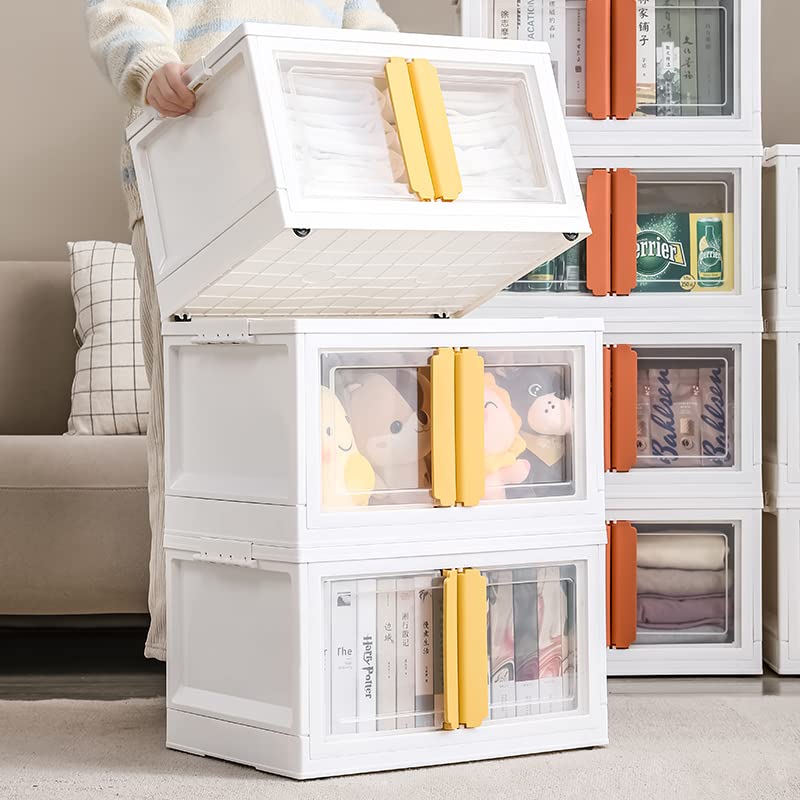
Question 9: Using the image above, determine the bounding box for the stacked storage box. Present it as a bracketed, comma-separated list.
[127, 25, 611, 777]
[463, 0, 764, 674]
[762, 146, 800, 674]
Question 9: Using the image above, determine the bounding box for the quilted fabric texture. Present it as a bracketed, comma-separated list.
[67, 241, 149, 435]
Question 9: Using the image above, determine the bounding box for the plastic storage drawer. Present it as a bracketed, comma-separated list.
[762, 509, 800, 675]
[162, 317, 605, 550]
[126, 24, 589, 322]
[604, 505, 761, 675]
[164, 530, 608, 778]
[480, 151, 761, 322]
[458, 0, 761, 147]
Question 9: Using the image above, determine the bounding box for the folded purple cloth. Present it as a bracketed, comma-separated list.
[637, 593, 729, 628]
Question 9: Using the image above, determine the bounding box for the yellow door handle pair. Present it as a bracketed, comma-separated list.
[443, 568, 489, 730]
[385, 57, 462, 202]
[430, 347, 485, 508]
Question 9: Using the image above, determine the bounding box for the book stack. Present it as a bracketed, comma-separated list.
[462, 0, 765, 675]
[762, 147, 800, 675]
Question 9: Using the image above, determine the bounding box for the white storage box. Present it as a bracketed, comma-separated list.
[458, 0, 761, 147]
[604, 505, 761, 675]
[163, 317, 605, 550]
[762, 508, 800, 674]
[164, 529, 608, 778]
[762, 326, 800, 502]
[126, 24, 590, 321]
[763, 146, 800, 325]
[478, 151, 762, 322]
[602, 322, 762, 503]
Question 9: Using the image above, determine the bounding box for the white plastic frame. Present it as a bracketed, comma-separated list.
[604, 504, 762, 676]
[164, 531, 608, 779]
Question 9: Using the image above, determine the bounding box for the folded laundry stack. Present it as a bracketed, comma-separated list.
[636, 534, 733, 635]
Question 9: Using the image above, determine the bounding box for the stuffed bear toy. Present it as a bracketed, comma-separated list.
[491, 365, 573, 495]
[483, 372, 531, 500]
[320, 386, 376, 508]
[343, 368, 432, 504]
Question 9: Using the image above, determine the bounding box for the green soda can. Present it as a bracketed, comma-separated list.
[696, 217, 724, 288]
[524, 258, 556, 292]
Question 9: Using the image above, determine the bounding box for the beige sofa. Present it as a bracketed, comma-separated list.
[0, 262, 150, 619]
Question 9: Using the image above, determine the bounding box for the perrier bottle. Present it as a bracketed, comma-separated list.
[697, 217, 724, 288]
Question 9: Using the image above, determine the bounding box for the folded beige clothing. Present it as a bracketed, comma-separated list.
[637, 566, 733, 596]
[636, 533, 728, 571]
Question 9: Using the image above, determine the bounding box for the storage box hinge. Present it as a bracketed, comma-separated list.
[193, 539, 256, 567]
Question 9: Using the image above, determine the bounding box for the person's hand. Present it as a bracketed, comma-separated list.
[145, 63, 196, 117]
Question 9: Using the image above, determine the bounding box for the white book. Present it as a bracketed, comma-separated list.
[636, 0, 657, 114]
[488, 570, 517, 720]
[356, 579, 377, 733]
[414, 577, 435, 728]
[395, 577, 416, 730]
[376, 578, 397, 732]
[493, 0, 518, 39]
[432, 582, 444, 728]
[545, 0, 567, 108]
[565, 1, 585, 113]
[513, 568, 540, 717]
[519, 0, 542, 41]
[679, 0, 699, 115]
[696, 0, 722, 116]
[330, 581, 358, 734]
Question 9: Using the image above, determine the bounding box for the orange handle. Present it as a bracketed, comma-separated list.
[610, 344, 638, 472]
[586, 170, 612, 297]
[610, 0, 636, 119]
[605, 522, 612, 647]
[603, 345, 611, 473]
[586, 0, 611, 120]
[611, 168, 637, 296]
[609, 521, 637, 649]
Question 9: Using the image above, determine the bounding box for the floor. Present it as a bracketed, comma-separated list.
[3, 626, 800, 799]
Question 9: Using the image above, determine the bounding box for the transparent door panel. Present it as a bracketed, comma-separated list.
[633, 171, 735, 293]
[276, 54, 561, 204]
[632, 524, 736, 645]
[491, 1, 589, 119]
[324, 564, 579, 736]
[320, 349, 435, 510]
[481, 350, 576, 500]
[633, 346, 735, 469]
[635, 1, 735, 119]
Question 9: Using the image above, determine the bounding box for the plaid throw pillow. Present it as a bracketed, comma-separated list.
[67, 241, 149, 435]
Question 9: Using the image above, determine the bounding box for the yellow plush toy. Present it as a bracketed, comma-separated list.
[320, 386, 376, 508]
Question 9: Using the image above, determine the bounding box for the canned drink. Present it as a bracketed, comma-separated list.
[524, 259, 556, 292]
[696, 217, 724, 288]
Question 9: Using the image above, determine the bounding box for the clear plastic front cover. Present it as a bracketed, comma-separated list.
[324, 564, 578, 735]
[319, 348, 576, 510]
[635, 1, 735, 119]
[277, 54, 559, 204]
[633, 346, 735, 469]
[633, 524, 736, 645]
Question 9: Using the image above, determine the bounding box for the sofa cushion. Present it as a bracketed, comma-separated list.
[0, 262, 77, 436]
[67, 241, 149, 435]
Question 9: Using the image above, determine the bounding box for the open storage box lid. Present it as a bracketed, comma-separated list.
[127, 24, 589, 319]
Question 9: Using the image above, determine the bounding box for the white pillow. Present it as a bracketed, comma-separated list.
[67, 241, 149, 435]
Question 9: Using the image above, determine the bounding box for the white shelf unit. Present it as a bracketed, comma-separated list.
[455, 0, 761, 148]
[762, 508, 800, 675]
[604, 505, 762, 676]
[479, 149, 762, 323]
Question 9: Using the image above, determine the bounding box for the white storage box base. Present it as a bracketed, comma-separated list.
[167, 707, 608, 780]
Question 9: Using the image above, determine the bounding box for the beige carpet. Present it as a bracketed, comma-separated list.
[3, 695, 800, 800]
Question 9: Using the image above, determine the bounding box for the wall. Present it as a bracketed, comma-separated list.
[0, 2, 792, 261]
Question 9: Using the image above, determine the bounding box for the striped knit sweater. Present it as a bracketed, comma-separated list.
[86, 0, 398, 226]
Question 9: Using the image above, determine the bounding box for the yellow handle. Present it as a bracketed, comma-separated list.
[457, 568, 489, 728]
[385, 57, 435, 202]
[455, 349, 485, 507]
[430, 348, 456, 507]
[442, 569, 460, 730]
[407, 59, 463, 202]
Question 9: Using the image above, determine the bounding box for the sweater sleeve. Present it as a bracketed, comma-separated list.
[342, 0, 399, 32]
[85, 0, 182, 107]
